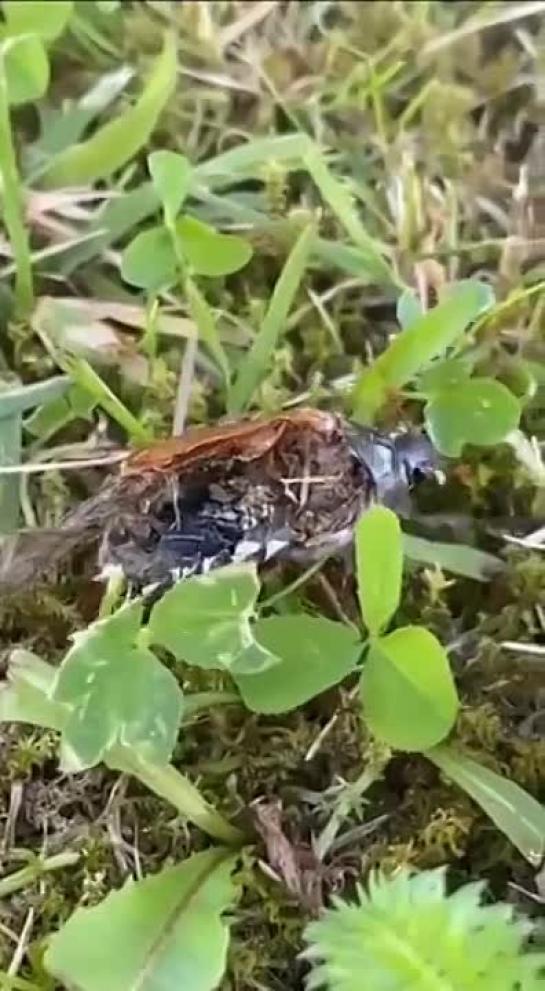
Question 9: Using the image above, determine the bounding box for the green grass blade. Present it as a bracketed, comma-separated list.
[304, 146, 397, 287]
[184, 275, 230, 387]
[195, 133, 314, 189]
[63, 355, 151, 443]
[40, 33, 177, 187]
[0, 44, 33, 315]
[228, 223, 314, 412]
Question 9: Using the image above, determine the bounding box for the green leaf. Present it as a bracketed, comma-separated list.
[0, 649, 67, 730]
[235, 615, 361, 714]
[403, 535, 504, 582]
[229, 223, 314, 412]
[417, 356, 474, 394]
[175, 216, 253, 277]
[304, 866, 544, 991]
[52, 601, 184, 770]
[184, 274, 230, 385]
[148, 564, 277, 674]
[149, 150, 192, 224]
[361, 626, 459, 751]
[396, 288, 423, 329]
[40, 33, 177, 187]
[61, 355, 152, 442]
[424, 378, 521, 457]
[44, 848, 237, 991]
[428, 746, 545, 866]
[121, 225, 177, 292]
[3, 35, 49, 105]
[4, 1, 73, 40]
[352, 280, 495, 422]
[356, 507, 402, 636]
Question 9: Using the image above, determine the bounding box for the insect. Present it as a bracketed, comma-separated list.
[0, 408, 440, 593]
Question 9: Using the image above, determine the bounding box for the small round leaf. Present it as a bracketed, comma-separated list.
[176, 216, 253, 277]
[148, 150, 192, 223]
[3, 35, 49, 105]
[425, 378, 521, 457]
[361, 626, 459, 751]
[121, 225, 177, 292]
[4, 1, 73, 41]
[356, 506, 402, 636]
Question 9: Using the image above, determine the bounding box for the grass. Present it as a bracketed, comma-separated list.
[0, 2, 544, 989]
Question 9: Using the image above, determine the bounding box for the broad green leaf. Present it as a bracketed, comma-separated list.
[361, 626, 459, 751]
[4, 1, 73, 40]
[41, 34, 177, 187]
[184, 275, 230, 385]
[176, 216, 253, 277]
[403, 535, 504, 582]
[356, 507, 402, 636]
[353, 280, 495, 422]
[44, 848, 237, 991]
[148, 564, 277, 674]
[121, 225, 177, 292]
[3, 35, 49, 105]
[417, 356, 474, 394]
[149, 150, 192, 224]
[52, 601, 184, 770]
[429, 745, 545, 865]
[396, 288, 423, 329]
[235, 615, 361, 714]
[229, 223, 314, 412]
[425, 378, 521, 457]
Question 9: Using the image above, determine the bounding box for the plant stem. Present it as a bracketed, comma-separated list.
[108, 745, 245, 846]
[0, 852, 79, 898]
[0, 47, 33, 317]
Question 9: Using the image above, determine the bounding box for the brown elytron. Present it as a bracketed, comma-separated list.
[0, 408, 438, 592]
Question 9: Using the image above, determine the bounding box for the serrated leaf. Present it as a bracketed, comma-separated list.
[148, 564, 277, 674]
[4, 1, 73, 40]
[353, 280, 495, 422]
[3, 35, 49, 105]
[235, 615, 361, 714]
[52, 601, 184, 769]
[429, 745, 545, 865]
[149, 150, 192, 224]
[41, 34, 177, 186]
[425, 378, 521, 456]
[361, 626, 459, 751]
[304, 866, 544, 991]
[44, 848, 237, 991]
[356, 507, 402, 636]
[121, 225, 177, 291]
[175, 216, 253, 277]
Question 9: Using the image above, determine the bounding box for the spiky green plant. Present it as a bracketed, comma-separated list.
[303, 867, 544, 991]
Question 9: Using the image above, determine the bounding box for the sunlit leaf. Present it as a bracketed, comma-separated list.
[356, 507, 402, 636]
[361, 626, 459, 751]
[41, 34, 177, 186]
[3, 35, 49, 105]
[148, 564, 277, 674]
[44, 849, 237, 991]
[4, 1, 73, 40]
[425, 378, 521, 456]
[175, 216, 253, 277]
[429, 745, 545, 865]
[52, 601, 184, 770]
[0, 649, 66, 730]
[353, 280, 495, 422]
[235, 615, 361, 714]
[149, 150, 192, 224]
[121, 225, 177, 292]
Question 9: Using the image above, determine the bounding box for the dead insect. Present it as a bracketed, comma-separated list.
[0, 408, 441, 592]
